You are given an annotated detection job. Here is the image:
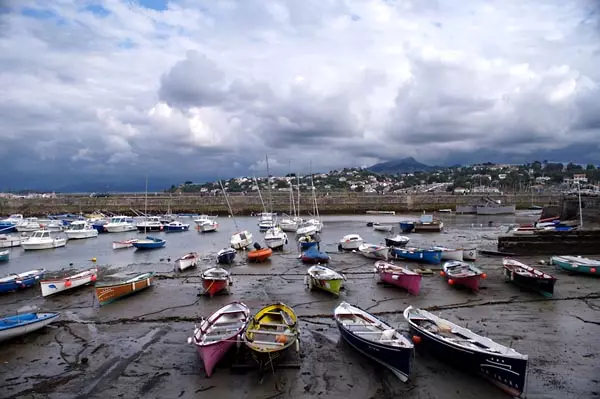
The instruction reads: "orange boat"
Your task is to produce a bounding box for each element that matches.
[247,246,273,263]
[95,272,153,306]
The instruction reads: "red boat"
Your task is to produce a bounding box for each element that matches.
[200,267,231,297]
[441,261,486,292]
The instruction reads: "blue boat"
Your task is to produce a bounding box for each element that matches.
[298,235,319,250]
[132,236,166,250]
[164,221,190,232]
[217,248,236,264]
[399,221,415,233]
[391,247,442,264]
[0,312,61,342]
[0,250,8,262]
[92,220,108,233]
[301,246,330,264]
[0,269,46,293]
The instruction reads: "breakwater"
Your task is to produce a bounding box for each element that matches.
[498,228,600,255]
[0,192,562,216]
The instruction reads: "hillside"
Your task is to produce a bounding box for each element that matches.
[367,157,433,174]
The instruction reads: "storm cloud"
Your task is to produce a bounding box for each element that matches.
[1,0,600,190]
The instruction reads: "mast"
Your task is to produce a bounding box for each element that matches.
[254,176,267,214]
[266,154,273,215]
[310,161,320,220]
[219,180,239,230]
[144,175,148,234]
[296,174,301,219]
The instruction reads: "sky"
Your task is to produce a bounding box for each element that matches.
[1,0,600,191]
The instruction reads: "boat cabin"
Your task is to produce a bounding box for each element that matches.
[30,231,51,239]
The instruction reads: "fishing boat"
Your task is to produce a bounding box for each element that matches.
[64,221,99,240]
[0,312,61,343]
[391,247,442,265]
[217,248,236,264]
[194,215,213,226]
[0,250,8,262]
[135,216,164,232]
[441,261,486,291]
[298,234,319,250]
[432,246,464,261]
[164,221,190,232]
[243,303,300,374]
[463,248,478,261]
[95,272,154,306]
[305,265,345,296]
[502,258,557,297]
[551,255,600,276]
[384,235,410,248]
[187,302,250,377]
[40,268,98,297]
[112,238,138,250]
[413,215,443,232]
[374,261,422,295]
[132,236,166,250]
[200,267,232,297]
[301,246,330,264]
[22,230,67,251]
[264,226,288,250]
[358,243,389,260]
[0,269,45,293]
[15,217,41,232]
[335,302,414,382]
[404,306,528,397]
[373,223,393,232]
[104,216,136,233]
[247,243,273,263]
[0,234,21,248]
[399,221,415,233]
[199,219,218,232]
[175,252,200,271]
[338,234,363,250]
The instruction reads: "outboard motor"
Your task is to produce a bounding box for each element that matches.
[253,242,262,250]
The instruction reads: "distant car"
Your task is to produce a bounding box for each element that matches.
[90,192,111,198]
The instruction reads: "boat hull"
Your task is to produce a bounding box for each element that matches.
[136,225,164,232]
[307,276,343,296]
[201,279,229,297]
[105,224,136,233]
[65,230,98,240]
[0,271,45,293]
[399,222,415,233]
[0,312,60,342]
[0,235,22,248]
[0,251,8,262]
[40,269,97,297]
[196,339,236,377]
[339,240,363,250]
[176,257,198,271]
[413,222,443,232]
[503,267,556,297]
[384,238,409,248]
[551,256,600,276]
[359,248,389,260]
[200,223,218,232]
[378,270,422,295]
[445,274,481,291]
[22,239,67,251]
[463,248,478,261]
[265,237,286,250]
[95,276,153,306]
[392,248,442,264]
[435,249,464,261]
[248,248,273,262]
[217,251,236,264]
[165,225,189,232]
[112,239,137,249]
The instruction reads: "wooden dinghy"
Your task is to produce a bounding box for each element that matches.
[335,302,414,382]
[0,312,61,342]
[441,261,486,292]
[374,261,422,295]
[551,255,600,276]
[40,268,98,297]
[305,265,345,296]
[200,267,232,297]
[112,239,138,250]
[95,272,154,306]
[432,246,464,261]
[243,303,299,374]
[358,243,389,260]
[502,258,557,297]
[175,252,200,272]
[0,269,45,294]
[404,306,528,397]
[187,302,250,377]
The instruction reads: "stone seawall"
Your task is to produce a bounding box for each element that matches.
[498,228,600,255]
[0,193,562,216]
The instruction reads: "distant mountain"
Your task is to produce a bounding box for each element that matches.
[367,157,433,174]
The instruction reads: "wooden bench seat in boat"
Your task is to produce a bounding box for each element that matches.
[258,322,290,328]
[251,340,285,347]
[247,329,295,336]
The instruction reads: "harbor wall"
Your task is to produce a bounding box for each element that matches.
[498,229,600,255]
[0,193,562,217]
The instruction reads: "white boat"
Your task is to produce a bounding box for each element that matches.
[65,221,99,240]
[358,243,389,260]
[22,230,67,251]
[231,231,253,250]
[199,219,218,232]
[0,234,21,248]
[297,222,318,236]
[44,221,64,232]
[40,268,98,297]
[264,226,288,250]
[432,246,464,261]
[0,312,61,343]
[373,223,393,232]
[463,248,477,261]
[112,239,138,249]
[105,216,137,233]
[136,216,164,232]
[175,252,200,271]
[339,234,364,250]
[280,216,302,232]
[0,214,23,230]
[15,217,41,232]
[194,215,214,225]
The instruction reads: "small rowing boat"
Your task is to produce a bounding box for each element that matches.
[358,243,389,260]
[551,255,600,276]
[95,272,154,306]
[175,252,199,271]
[112,239,138,250]
[441,261,486,292]
[0,269,45,294]
[374,261,422,295]
[502,258,557,297]
[0,312,61,342]
[305,265,345,296]
[40,268,98,297]
[200,267,231,297]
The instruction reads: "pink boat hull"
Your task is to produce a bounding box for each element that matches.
[447,275,481,291]
[196,338,236,377]
[379,271,422,295]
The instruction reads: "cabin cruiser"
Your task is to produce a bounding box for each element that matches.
[22,230,67,250]
[105,216,136,233]
[136,216,164,232]
[65,221,99,240]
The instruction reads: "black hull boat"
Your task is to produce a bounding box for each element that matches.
[384,235,410,248]
[502,258,557,297]
[335,302,414,382]
[404,306,528,397]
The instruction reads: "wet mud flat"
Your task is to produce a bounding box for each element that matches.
[1,250,599,399]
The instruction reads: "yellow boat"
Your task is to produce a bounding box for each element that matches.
[243,303,299,373]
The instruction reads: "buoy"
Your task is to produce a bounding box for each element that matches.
[591,268,597,273]
[91,257,97,262]
[91,274,97,282]
[481,273,487,279]
[276,334,288,344]
[448,279,455,285]
[65,279,72,287]
[439,271,446,277]
[412,335,422,344]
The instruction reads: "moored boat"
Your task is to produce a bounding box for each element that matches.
[243,303,299,373]
[264,226,288,250]
[374,261,422,295]
[112,239,138,250]
[373,223,393,232]
[413,215,443,232]
[0,312,61,343]
[22,230,67,251]
[247,244,273,263]
[305,265,345,296]
[502,258,557,297]
[384,235,410,248]
[391,247,442,265]
[432,246,464,261]
[175,252,200,271]
[551,255,600,276]
[199,219,218,232]
[463,248,478,261]
[187,302,250,377]
[399,221,415,233]
[40,268,98,297]
[217,248,236,264]
[336,302,414,382]
[132,236,166,250]
[358,243,389,260]
[0,234,21,248]
[104,216,136,233]
[0,269,45,294]
[404,306,528,397]
[298,234,319,250]
[301,246,330,264]
[95,272,154,306]
[165,221,190,232]
[0,250,8,262]
[0,214,23,233]
[64,221,99,240]
[230,231,253,250]
[441,261,485,291]
[200,267,231,297]
[338,234,363,250]
[136,216,164,232]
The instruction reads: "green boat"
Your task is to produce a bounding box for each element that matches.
[551,256,600,276]
[305,265,345,296]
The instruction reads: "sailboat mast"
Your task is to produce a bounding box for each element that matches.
[296,174,301,218]
[219,180,239,230]
[144,176,148,235]
[266,154,273,215]
[254,176,267,214]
